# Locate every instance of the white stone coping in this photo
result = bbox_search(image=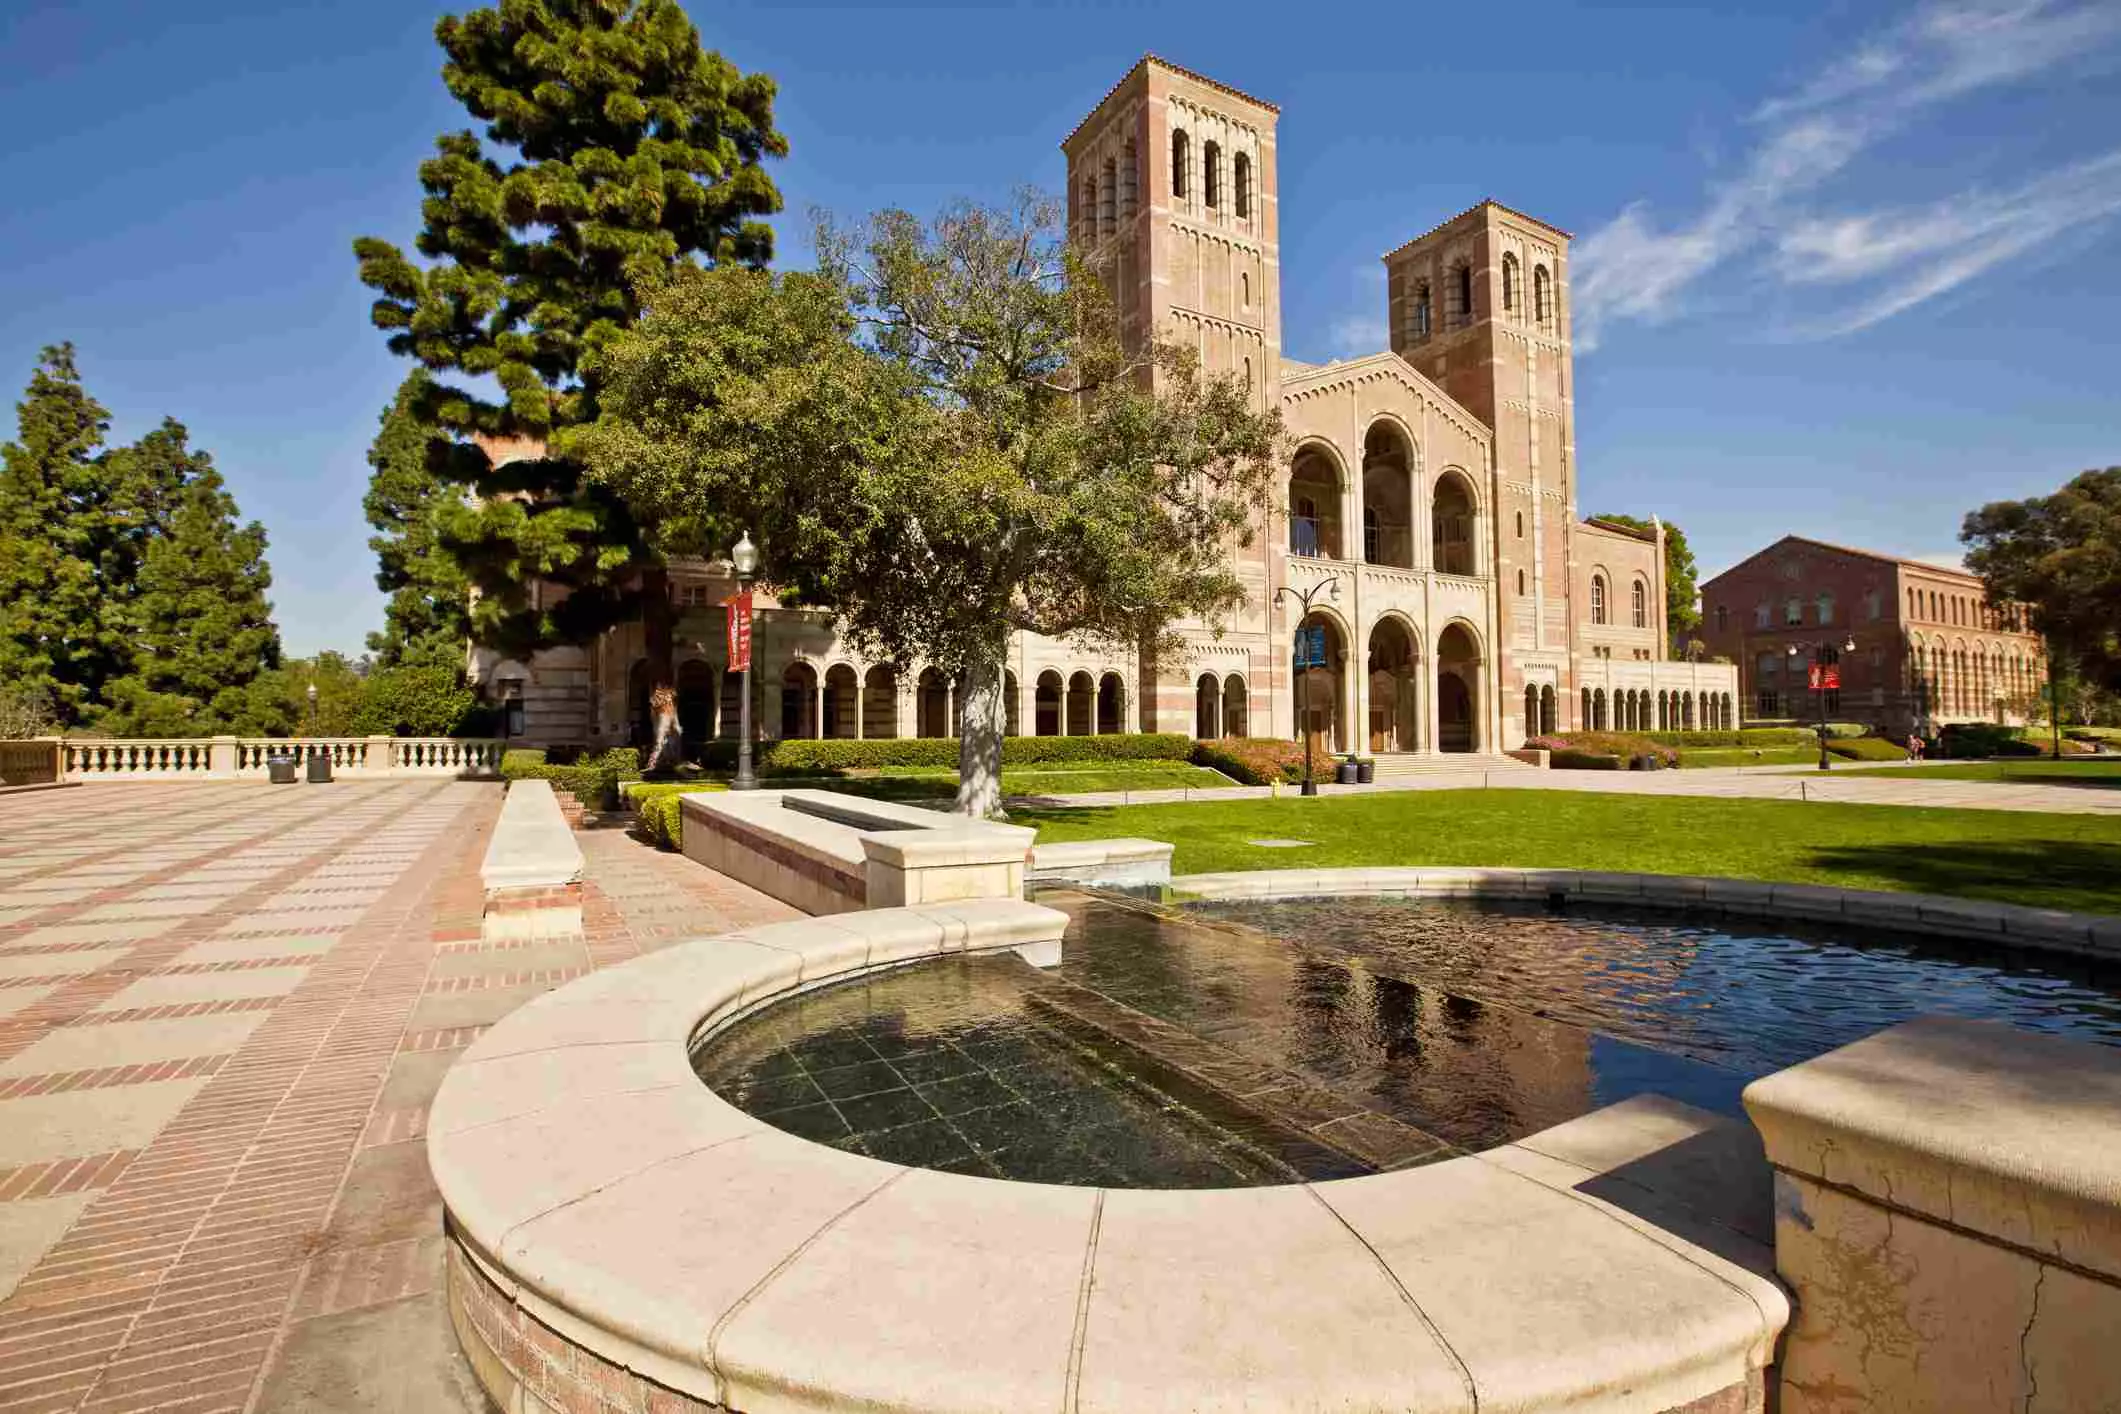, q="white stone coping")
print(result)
[1030,837,1176,871]
[428,898,1785,1413]
[1168,867,2121,961]
[1745,1017,2121,1283]
[681,788,1034,876]
[479,779,583,892]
